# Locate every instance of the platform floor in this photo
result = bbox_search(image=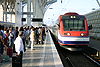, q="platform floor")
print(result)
[0,32,63,67]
